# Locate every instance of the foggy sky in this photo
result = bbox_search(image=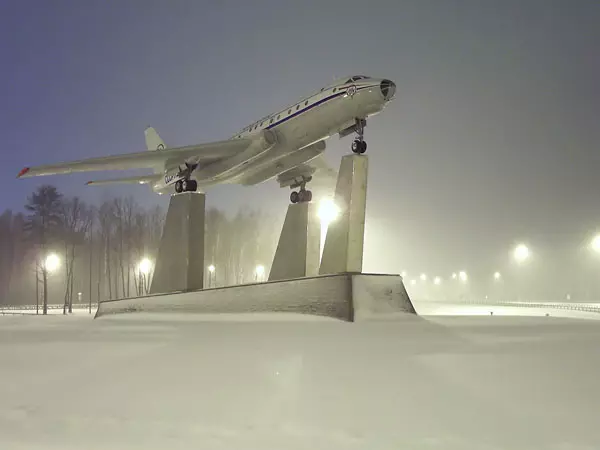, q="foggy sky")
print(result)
[2,0,599,279]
